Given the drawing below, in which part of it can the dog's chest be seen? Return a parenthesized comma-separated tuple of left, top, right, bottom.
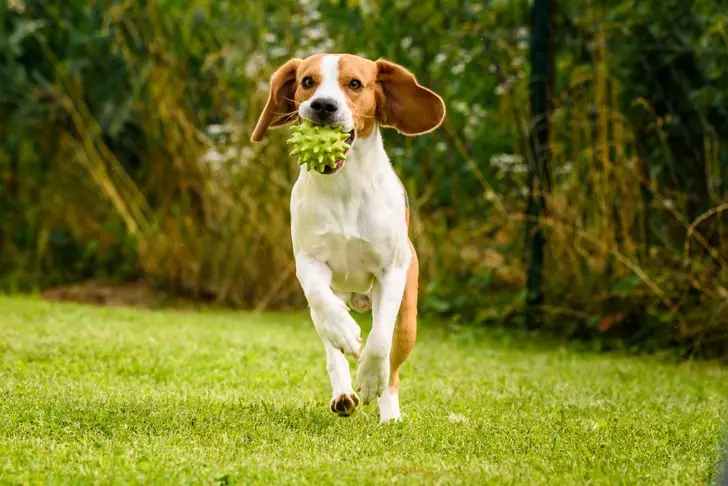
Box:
(292, 177, 408, 293)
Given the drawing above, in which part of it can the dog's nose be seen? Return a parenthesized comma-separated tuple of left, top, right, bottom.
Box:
(310, 98, 338, 121)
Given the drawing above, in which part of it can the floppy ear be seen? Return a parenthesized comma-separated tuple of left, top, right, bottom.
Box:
(250, 58, 302, 142)
(375, 59, 446, 136)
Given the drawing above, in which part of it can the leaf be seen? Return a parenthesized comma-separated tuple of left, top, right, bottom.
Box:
(613, 275, 643, 295)
(7, 19, 47, 56)
(426, 296, 451, 313)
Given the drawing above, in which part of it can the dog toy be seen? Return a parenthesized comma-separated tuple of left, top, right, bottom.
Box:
(287, 121, 351, 173)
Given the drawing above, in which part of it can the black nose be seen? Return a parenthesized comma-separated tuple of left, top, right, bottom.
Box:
(310, 98, 338, 121)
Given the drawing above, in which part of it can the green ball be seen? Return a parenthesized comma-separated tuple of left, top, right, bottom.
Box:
(286, 120, 351, 173)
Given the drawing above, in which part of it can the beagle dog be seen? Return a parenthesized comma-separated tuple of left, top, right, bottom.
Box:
(251, 54, 445, 422)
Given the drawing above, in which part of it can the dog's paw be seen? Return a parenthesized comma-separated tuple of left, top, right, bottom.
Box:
(378, 388, 401, 422)
(349, 293, 372, 313)
(356, 346, 389, 405)
(313, 301, 362, 357)
(330, 391, 360, 417)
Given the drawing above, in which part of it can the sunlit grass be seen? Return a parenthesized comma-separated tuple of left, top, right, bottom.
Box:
(1, 295, 727, 484)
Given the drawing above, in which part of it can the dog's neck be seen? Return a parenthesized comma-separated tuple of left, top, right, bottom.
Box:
(300, 127, 390, 195)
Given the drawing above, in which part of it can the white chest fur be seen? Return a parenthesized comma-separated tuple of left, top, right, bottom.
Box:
(290, 129, 410, 294)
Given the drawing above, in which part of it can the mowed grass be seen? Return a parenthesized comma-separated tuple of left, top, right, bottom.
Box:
(1, 296, 727, 485)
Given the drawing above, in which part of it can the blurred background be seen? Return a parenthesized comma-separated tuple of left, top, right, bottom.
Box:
(1, 0, 726, 357)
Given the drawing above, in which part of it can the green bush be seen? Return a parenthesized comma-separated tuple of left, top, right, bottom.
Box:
(1, 0, 726, 357)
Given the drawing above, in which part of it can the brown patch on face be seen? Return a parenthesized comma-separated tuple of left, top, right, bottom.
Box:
(250, 54, 328, 142)
(292, 54, 326, 108)
(337, 55, 378, 138)
(251, 54, 444, 143)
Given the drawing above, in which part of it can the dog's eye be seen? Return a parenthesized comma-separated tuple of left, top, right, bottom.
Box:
(302, 76, 314, 89)
(348, 79, 363, 90)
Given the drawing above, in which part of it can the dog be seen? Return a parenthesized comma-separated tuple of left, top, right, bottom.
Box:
(250, 53, 445, 422)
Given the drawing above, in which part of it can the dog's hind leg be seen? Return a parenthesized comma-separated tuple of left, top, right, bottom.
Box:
(332, 290, 372, 314)
(378, 240, 418, 422)
(349, 293, 372, 313)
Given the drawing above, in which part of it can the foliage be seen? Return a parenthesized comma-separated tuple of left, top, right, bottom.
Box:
(2, 296, 728, 483)
(0, 0, 726, 356)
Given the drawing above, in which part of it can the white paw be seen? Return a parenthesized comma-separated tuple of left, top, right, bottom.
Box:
(355, 347, 389, 405)
(330, 390, 360, 416)
(378, 388, 401, 422)
(312, 301, 362, 357)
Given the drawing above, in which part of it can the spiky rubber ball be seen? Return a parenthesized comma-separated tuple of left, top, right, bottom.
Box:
(287, 121, 351, 173)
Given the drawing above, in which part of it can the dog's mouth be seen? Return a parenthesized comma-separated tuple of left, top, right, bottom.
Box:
(321, 129, 356, 175)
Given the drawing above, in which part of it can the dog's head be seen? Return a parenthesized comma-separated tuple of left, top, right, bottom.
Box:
(250, 54, 445, 173)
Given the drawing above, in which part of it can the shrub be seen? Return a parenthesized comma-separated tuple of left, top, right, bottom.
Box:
(1, 0, 726, 357)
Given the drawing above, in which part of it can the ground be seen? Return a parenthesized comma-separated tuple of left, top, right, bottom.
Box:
(1, 295, 727, 485)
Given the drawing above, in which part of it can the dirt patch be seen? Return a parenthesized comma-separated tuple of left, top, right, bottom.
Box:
(41, 280, 165, 308)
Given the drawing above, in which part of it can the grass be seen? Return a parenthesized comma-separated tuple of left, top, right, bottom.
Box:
(1, 295, 727, 485)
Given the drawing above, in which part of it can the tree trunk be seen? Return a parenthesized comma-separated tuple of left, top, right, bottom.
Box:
(525, 0, 554, 329)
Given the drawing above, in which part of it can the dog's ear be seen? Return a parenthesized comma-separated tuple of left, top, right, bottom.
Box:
(374, 59, 446, 136)
(251, 58, 302, 142)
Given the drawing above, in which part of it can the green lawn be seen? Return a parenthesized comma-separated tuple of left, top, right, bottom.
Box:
(1, 296, 727, 485)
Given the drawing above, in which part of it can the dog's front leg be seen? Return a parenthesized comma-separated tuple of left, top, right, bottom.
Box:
(296, 254, 363, 416)
(296, 254, 363, 357)
(322, 340, 360, 416)
(356, 262, 409, 416)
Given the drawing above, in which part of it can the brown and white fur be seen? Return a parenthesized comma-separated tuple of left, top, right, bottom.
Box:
(251, 54, 445, 422)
